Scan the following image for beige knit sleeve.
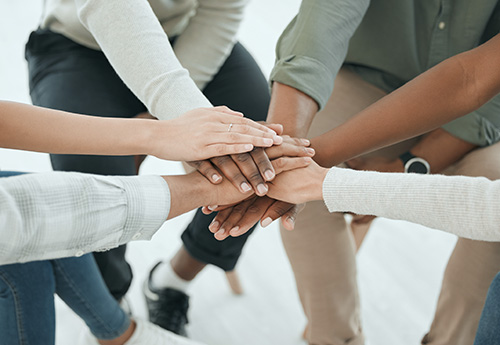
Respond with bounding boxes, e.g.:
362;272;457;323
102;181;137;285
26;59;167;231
323;167;500;240
75;0;211;120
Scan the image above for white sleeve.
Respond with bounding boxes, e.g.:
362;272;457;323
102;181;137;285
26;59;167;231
0;173;170;265
75;0;212;120
322;167;500;241
172;0;246;90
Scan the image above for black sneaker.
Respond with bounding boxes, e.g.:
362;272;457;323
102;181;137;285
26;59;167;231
143;262;190;336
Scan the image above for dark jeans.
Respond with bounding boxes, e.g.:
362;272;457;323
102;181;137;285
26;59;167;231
25;29;270;300
474;271;500;344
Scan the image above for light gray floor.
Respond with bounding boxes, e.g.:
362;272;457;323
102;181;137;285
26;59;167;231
0;1;457;344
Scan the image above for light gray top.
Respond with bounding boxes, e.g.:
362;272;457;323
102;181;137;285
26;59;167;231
41;0;247;119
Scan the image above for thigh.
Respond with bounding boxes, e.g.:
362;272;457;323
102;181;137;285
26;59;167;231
202;42;270;121
0;261;56;345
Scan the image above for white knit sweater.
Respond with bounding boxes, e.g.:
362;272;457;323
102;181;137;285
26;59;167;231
323;168;500;241
41;0;247;119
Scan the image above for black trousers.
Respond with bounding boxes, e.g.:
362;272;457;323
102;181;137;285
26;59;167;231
25;29;270;300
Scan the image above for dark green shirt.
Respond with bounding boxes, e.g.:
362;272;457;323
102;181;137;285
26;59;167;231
271;0;500;146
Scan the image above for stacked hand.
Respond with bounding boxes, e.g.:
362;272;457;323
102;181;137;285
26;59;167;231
195;134;317;240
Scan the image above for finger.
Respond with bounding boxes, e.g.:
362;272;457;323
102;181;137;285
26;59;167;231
250;148;275;183
219;131;276;146
228;197;275;237
209;208;233;234
280;204;305;231
260;201;296;229
211;155;252;193
265;140;314;160
188;160;222;184
257;122;283;135
227;117;279;135
216;199;255;240
230;152;268;196
271;157;312;175
213;105;244;117
222;125;282;144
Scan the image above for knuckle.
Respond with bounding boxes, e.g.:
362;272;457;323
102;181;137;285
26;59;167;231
213;155;231;165
229;133;239;142
215;145;227;155
235;153;252;163
248;172;264;183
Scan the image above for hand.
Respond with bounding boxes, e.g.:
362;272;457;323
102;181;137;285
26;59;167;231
204;156;313;240
208;197;304;241
190;135;315;193
150;106;283;161
266;159;328;205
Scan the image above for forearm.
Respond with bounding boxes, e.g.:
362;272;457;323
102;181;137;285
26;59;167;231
75;0;210;120
266;82;318;137
0;173;169;264
163;173;213;219
323;168;500;239
0;101;158;156
311;35;500;167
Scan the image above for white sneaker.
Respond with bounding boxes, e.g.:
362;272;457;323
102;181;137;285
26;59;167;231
78;319;206;345
126;319;206;345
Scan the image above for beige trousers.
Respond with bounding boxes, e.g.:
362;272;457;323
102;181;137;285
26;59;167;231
281;68;500;345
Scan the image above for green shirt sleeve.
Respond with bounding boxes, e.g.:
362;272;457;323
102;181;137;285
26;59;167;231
442;93;500;146
269;0;370;110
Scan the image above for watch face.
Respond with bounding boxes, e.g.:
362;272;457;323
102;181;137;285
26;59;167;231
408;161;429;174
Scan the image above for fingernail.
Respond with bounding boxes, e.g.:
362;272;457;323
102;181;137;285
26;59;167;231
301;139;310;145
287;216;295;226
208;205;218;211
273;135;283;144
263;138;274;146
261;217;273;228
209;220;219;231
212;174;221;182
306;148;315;155
241;182;252;192
257;183;268;195
229;226;240;235
216;228;225;237
264;170;275;181
244;144;253;151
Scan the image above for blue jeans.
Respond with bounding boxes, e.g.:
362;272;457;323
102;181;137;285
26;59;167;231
474;271;500;344
0;171;130;344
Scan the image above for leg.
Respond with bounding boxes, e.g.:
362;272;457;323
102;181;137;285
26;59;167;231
52;255;131;341
421;142;500;345
282;68;386;345
26;29;146;300
0;261;56;345
178;42;271;275
282;68;420;344
473;272;500;345
145;42;271;334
